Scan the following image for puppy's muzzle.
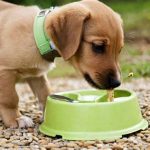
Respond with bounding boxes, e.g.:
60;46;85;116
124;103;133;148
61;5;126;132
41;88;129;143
84;69;121;90
97;69;121;89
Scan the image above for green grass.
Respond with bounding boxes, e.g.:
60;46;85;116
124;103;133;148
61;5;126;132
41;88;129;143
121;62;150;79
120;44;150;79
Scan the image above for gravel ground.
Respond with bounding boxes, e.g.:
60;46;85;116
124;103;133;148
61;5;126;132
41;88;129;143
0;78;150;150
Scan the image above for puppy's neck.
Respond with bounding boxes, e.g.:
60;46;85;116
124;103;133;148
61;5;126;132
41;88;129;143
34;8;60;62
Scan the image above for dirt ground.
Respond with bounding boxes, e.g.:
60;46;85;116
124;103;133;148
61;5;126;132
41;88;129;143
0;78;150;150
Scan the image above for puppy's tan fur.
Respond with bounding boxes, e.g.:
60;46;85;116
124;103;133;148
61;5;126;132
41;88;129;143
0;0;124;127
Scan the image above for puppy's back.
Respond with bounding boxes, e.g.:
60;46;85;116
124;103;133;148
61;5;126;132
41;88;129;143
0;1;16;11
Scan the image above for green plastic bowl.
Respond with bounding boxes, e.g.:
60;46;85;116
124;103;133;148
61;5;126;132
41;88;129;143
39;89;148;140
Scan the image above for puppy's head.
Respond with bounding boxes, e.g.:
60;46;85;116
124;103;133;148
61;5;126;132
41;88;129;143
45;0;124;89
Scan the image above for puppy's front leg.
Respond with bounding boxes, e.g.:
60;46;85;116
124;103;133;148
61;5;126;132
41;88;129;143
0;71;33;128
27;75;51;112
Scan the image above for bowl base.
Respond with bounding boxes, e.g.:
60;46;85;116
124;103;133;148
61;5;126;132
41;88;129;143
39;119;148;140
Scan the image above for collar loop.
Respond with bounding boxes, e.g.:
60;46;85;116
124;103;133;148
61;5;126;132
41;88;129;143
34;9;57;56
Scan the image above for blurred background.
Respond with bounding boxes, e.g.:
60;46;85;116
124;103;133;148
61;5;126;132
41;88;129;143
4;0;150;80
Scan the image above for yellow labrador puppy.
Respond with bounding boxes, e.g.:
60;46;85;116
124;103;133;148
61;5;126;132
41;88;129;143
0;0;124;128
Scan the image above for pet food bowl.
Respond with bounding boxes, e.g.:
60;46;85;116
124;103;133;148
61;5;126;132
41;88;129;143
39;89;148;140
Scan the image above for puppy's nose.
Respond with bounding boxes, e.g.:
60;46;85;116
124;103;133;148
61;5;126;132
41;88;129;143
108;76;121;89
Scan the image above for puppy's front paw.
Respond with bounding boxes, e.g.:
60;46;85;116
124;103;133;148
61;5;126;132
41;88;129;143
39;103;45;123
16;116;34;128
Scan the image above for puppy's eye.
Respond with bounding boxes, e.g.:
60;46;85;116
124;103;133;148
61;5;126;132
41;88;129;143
92;43;106;54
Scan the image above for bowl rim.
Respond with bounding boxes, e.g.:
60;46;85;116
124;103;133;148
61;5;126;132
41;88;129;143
47;88;136;106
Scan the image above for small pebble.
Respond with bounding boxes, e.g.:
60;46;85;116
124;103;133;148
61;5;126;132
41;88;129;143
112;144;123;150
45;143;58;148
83;141;95;147
66;142;76;147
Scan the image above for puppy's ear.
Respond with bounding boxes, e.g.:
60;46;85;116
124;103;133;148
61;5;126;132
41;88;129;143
45;3;90;60
114;12;123;26
114;12;124;46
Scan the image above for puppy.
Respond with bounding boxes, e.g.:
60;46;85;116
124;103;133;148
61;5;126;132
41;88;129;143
0;0;124;128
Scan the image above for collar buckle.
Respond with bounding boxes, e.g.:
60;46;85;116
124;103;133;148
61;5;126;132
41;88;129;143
38;9;50;17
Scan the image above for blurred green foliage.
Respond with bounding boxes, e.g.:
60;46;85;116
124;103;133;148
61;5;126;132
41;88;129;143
4;0;76;7
105;1;150;39
4;0;150;7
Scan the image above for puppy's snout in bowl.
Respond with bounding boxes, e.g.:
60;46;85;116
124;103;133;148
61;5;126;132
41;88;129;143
107;76;121;89
84;69;121;90
84;71;121;90
102;69;120;89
